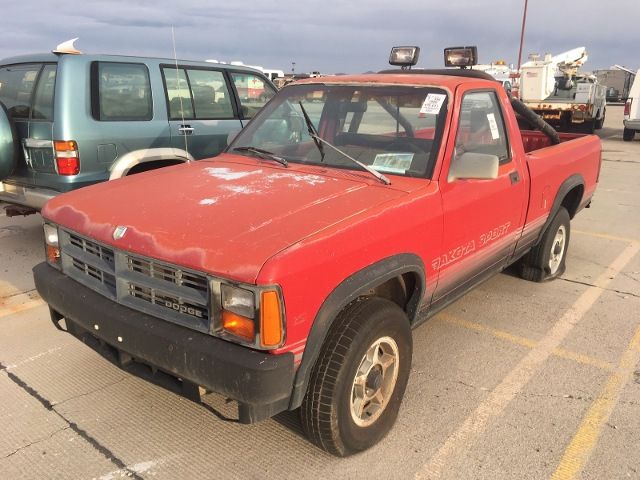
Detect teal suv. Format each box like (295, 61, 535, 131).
(0, 51, 276, 214)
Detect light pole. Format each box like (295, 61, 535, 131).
(292, 62, 296, 74)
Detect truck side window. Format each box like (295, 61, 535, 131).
(32, 64, 57, 121)
(92, 62, 153, 121)
(455, 90, 510, 164)
(0, 63, 42, 119)
(186, 69, 234, 119)
(230, 72, 275, 119)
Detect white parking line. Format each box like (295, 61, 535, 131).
(415, 241, 640, 479)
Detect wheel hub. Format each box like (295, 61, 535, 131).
(350, 336, 400, 427)
(366, 366, 383, 391)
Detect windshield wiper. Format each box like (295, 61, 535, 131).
(298, 101, 325, 162)
(231, 146, 288, 167)
(296, 103, 390, 185)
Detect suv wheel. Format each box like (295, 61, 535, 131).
(520, 207, 571, 282)
(301, 297, 412, 456)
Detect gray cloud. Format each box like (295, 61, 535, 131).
(1, 0, 637, 73)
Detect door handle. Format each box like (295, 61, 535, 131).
(509, 171, 520, 184)
(178, 125, 194, 135)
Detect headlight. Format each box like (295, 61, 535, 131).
(217, 283, 285, 349)
(43, 223, 61, 269)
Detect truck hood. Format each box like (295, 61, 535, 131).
(42, 157, 410, 283)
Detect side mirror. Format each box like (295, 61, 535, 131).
(448, 152, 499, 182)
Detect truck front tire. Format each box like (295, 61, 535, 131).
(520, 207, 571, 282)
(300, 297, 412, 456)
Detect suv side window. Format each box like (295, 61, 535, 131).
(186, 69, 234, 119)
(0, 63, 42, 119)
(163, 67, 194, 119)
(92, 62, 153, 121)
(454, 90, 510, 164)
(230, 72, 275, 119)
(32, 64, 57, 121)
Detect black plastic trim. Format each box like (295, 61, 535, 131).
(536, 174, 584, 245)
(288, 254, 425, 409)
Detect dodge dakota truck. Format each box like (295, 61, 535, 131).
(33, 47, 602, 456)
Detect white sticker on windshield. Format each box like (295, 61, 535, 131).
(419, 94, 446, 116)
(372, 153, 414, 174)
(487, 113, 500, 140)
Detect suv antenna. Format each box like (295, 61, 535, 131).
(171, 26, 191, 162)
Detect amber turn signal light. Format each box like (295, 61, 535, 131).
(260, 290, 283, 347)
(222, 310, 255, 341)
(46, 244, 60, 264)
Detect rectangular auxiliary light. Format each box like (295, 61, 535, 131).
(444, 46, 478, 67)
(389, 46, 420, 67)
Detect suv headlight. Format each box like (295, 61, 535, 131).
(43, 223, 61, 269)
(216, 283, 285, 349)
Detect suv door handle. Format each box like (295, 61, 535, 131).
(509, 171, 520, 184)
(178, 125, 194, 135)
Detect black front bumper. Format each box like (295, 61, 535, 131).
(33, 262, 295, 423)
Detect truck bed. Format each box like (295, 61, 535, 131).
(520, 130, 588, 154)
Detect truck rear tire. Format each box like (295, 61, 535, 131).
(520, 207, 570, 282)
(623, 128, 635, 142)
(300, 297, 412, 456)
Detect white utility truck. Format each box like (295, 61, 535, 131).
(520, 47, 606, 132)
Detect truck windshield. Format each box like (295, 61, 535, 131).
(230, 84, 449, 178)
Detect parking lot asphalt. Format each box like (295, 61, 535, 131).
(1, 105, 639, 479)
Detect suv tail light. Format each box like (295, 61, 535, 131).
(54, 140, 80, 175)
(624, 99, 632, 117)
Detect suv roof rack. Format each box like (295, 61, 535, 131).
(378, 68, 497, 82)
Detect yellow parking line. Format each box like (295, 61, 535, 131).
(573, 229, 639, 245)
(437, 314, 614, 372)
(0, 299, 45, 319)
(416, 241, 640, 479)
(551, 323, 640, 480)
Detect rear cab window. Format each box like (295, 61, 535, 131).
(91, 62, 153, 121)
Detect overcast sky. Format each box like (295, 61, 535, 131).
(1, 0, 638, 74)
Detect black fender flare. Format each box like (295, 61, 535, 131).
(288, 253, 426, 409)
(536, 174, 585, 245)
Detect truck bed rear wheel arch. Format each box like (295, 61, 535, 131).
(537, 174, 584, 245)
(288, 254, 425, 410)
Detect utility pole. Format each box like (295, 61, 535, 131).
(516, 0, 529, 72)
(292, 62, 296, 74)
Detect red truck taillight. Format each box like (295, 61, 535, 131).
(624, 99, 632, 117)
(54, 140, 80, 175)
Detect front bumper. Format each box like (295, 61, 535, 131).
(33, 262, 295, 423)
(0, 182, 58, 210)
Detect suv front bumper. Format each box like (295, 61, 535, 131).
(0, 182, 58, 210)
(33, 262, 295, 423)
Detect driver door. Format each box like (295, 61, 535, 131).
(432, 88, 527, 304)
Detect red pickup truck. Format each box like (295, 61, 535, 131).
(33, 49, 601, 456)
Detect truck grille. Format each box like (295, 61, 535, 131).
(59, 229, 210, 332)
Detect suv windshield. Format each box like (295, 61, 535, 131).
(230, 84, 449, 178)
